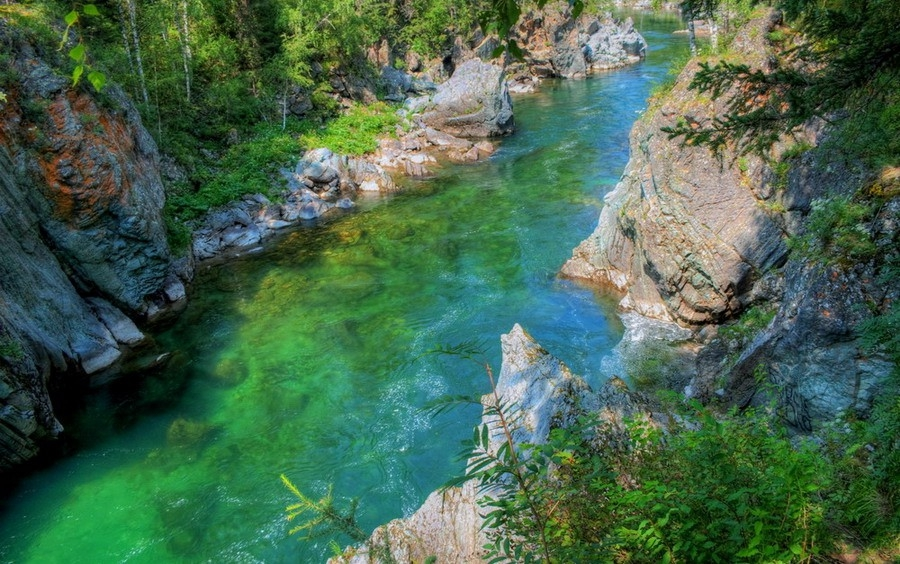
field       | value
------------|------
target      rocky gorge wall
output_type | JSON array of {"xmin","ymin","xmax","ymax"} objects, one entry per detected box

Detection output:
[
  {"xmin": 0, "ymin": 22, "xmax": 188, "ymax": 473},
  {"xmin": 561, "ymin": 9, "xmax": 897, "ymax": 429}
]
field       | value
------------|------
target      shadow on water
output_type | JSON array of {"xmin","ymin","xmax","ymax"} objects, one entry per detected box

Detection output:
[{"xmin": 0, "ymin": 13, "xmax": 689, "ymax": 564}]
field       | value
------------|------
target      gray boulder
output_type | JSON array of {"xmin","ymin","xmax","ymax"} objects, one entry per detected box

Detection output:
[
  {"xmin": 418, "ymin": 59, "xmax": 514, "ymax": 138},
  {"xmin": 511, "ymin": 7, "xmax": 647, "ymax": 79}
]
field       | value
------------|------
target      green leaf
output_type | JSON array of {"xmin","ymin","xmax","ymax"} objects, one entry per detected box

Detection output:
[
  {"xmin": 508, "ymin": 40, "xmax": 523, "ymax": 60},
  {"xmin": 64, "ymin": 10, "xmax": 78, "ymax": 26},
  {"xmin": 88, "ymin": 71, "xmax": 106, "ymax": 92},
  {"xmin": 82, "ymin": 4, "xmax": 100, "ymax": 16},
  {"xmin": 72, "ymin": 64, "xmax": 84, "ymax": 86},
  {"xmin": 481, "ymin": 423, "xmax": 490, "ymax": 450},
  {"xmin": 68, "ymin": 44, "xmax": 85, "ymax": 62},
  {"xmin": 572, "ymin": 0, "xmax": 585, "ymax": 18}
]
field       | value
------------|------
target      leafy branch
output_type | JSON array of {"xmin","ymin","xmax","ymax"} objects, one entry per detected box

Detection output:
[
  {"xmin": 280, "ymin": 474, "xmax": 366, "ymax": 542},
  {"xmin": 59, "ymin": 3, "xmax": 106, "ymax": 91}
]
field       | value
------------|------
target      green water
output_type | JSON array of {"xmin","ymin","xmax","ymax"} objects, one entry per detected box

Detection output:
[{"xmin": 0, "ymin": 15, "xmax": 687, "ymax": 564}]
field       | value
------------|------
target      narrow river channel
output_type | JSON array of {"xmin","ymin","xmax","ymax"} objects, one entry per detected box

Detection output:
[{"xmin": 1, "ymin": 13, "xmax": 687, "ymax": 563}]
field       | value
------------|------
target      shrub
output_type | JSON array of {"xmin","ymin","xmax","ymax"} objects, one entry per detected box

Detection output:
[
  {"xmin": 719, "ymin": 305, "xmax": 776, "ymax": 345},
  {"xmin": 299, "ymin": 102, "xmax": 399, "ymax": 156},
  {"xmin": 788, "ymin": 196, "xmax": 878, "ymax": 266},
  {"xmin": 458, "ymin": 396, "xmax": 834, "ymax": 563}
]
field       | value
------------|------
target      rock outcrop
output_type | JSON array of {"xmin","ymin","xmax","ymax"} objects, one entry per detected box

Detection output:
[
  {"xmin": 330, "ymin": 324, "xmax": 648, "ymax": 563},
  {"xmin": 509, "ymin": 6, "xmax": 647, "ymax": 83},
  {"xmin": 411, "ymin": 59, "xmax": 515, "ymax": 138},
  {"xmin": 191, "ymin": 148, "xmax": 394, "ymax": 259},
  {"xmin": 561, "ymin": 10, "xmax": 897, "ymax": 428},
  {"xmin": 0, "ymin": 23, "xmax": 185, "ymax": 472},
  {"xmin": 561, "ymin": 12, "xmax": 788, "ymax": 325}
]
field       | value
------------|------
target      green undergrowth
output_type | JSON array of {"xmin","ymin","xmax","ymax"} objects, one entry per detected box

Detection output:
[
  {"xmin": 456, "ymin": 393, "xmax": 859, "ymax": 563},
  {"xmin": 454, "ymin": 387, "xmax": 900, "ymax": 562},
  {"xmin": 719, "ymin": 304, "xmax": 776, "ymax": 346},
  {"xmin": 163, "ymin": 103, "xmax": 400, "ymax": 231}
]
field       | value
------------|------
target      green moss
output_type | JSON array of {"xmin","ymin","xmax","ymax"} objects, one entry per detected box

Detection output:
[{"xmin": 0, "ymin": 336, "xmax": 24, "ymax": 361}]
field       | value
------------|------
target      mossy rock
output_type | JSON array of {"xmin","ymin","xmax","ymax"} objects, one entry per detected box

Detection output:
[
  {"xmin": 211, "ymin": 357, "xmax": 249, "ymax": 387},
  {"xmin": 166, "ymin": 418, "xmax": 215, "ymax": 449}
]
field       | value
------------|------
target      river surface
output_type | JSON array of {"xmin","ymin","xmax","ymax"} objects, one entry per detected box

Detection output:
[{"xmin": 0, "ymin": 14, "xmax": 686, "ymax": 563}]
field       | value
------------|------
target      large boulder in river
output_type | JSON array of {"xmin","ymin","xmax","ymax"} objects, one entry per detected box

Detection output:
[
  {"xmin": 413, "ymin": 59, "xmax": 514, "ymax": 138},
  {"xmin": 329, "ymin": 324, "xmax": 648, "ymax": 563}
]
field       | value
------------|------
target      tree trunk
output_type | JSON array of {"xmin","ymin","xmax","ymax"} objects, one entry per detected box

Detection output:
[
  {"xmin": 707, "ymin": 11, "xmax": 719, "ymax": 52},
  {"xmin": 177, "ymin": 0, "xmax": 193, "ymax": 104},
  {"xmin": 687, "ymin": 13, "xmax": 697, "ymax": 56},
  {"xmin": 125, "ymin": 0, "xmax": 150, "ymax": 106},
  {"xmin": 116, "ymin": 0, "xmax": 136, "ymax": 96}
]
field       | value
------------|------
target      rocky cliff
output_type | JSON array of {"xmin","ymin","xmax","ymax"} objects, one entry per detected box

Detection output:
[
  {"xmin": 561, "ymin": 10, "xmax": 897, "ymax": 428},
  {"xmin": 0, "ymin": 22, "xmax": 186, "ymax": 472}
]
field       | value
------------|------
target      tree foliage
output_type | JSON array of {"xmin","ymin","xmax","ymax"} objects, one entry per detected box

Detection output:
[
  {"xmin": 664, "ymin": 0, "xmax": 900, "ymax": 156},
  {"xmin": 456, "ymin": 395, "xmax": 842, "ymax": 562}
]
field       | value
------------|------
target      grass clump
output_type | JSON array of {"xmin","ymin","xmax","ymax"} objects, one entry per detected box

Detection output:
[
  {"xmin": 299, "ymin": 102, "xmax": 400, "ymax": 156},
  {"xmin": 719, "ymin": 304, "xmax": 776, "ymax": 345},
  {"xmin": 788, "ymin": 195, "xmax": 878, "ymax": 267},
  {"xmin": 0, "ymin": 336, "xmax": 25, "ymax": 361}
]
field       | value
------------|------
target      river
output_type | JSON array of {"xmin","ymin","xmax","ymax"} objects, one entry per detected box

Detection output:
[{"xmin": 0, "ymin": 13, "xmax": 687, "ymax": 563}]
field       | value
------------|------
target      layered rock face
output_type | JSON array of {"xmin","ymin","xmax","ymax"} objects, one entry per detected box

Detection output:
[
  {"xmin": 331, "ymin": 325, "xmax": 648, "ymax": 563},
  {"xmin": 0, "ymin": 25, "xmax": 183, "ymax": 471},
  {"xmin": 561, "ymin": 13, "xmax": 788, "ymax": 325},
  {"xmin": 562, "ymin": 10, "xmax": 897, "ymax": 427}
]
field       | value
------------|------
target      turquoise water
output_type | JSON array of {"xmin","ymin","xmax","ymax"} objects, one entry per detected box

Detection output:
[{"xmin": 0, "ymin": 15, "xmax": 687, "ymax": 563}]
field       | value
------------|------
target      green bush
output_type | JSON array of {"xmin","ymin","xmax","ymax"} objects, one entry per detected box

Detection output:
[
  {"xmin": 460, "ymin": 399, "xmax": 834, "ymax": 562},
  {"xmin": 0, "ymin": 336, "xmax": 25, "ymax": 361},
  {"xmin": 719, "ymin": 305, "xmax": 776, "ymax": 346},
  {"xmin": 788, "ymin": 196, "xmax": 878, "ymax": 266}
]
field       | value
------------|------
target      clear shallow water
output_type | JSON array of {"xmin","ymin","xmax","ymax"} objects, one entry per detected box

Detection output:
[{"xmin": 0, "ymin": 15, "xmax": 686, "ymax": 564}]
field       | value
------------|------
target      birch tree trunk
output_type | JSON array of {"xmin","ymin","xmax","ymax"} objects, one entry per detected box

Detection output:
[
  {"xmin": 116, "ymin": 0, "xmax": 135, "ymax": 75},
  {"xmin": 177, "ymin": 0, "xmax": 193, "ymax": 103},
  {"xmin": 686, "ymin": 12, "xmax": 697, "ymax": 56},
  {"xmin": 707, "ymin": 11, "xmax": 719, "ymax": 52},
  {"xmin": 124, "ymin": 0, "xmax": 150, "ymax": 106}
]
